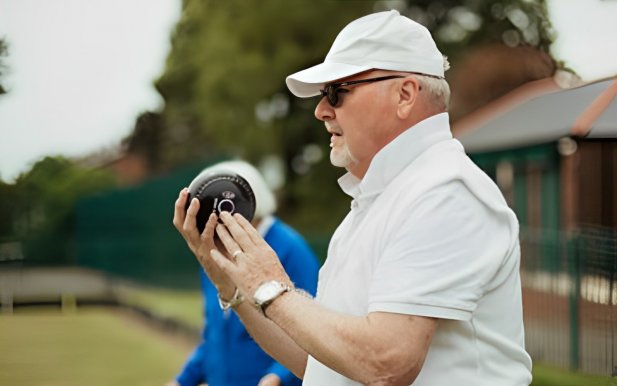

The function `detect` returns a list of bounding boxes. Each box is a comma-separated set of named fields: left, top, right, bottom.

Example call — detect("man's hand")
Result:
left=163, top=381, right=179, bottom=386
left=172, top=188, right=235, bottom=298
left=209, top=211, right=292, bottom=300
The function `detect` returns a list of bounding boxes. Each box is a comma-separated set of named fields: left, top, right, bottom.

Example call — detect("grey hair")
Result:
left=415, top=74, right=451, bottom=112
left=198, top=159, right=277, bottom=219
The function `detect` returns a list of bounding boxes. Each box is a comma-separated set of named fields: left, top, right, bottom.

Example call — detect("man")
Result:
left=169, top=160, right=318, bottom=386
left=174, top=10, right=532, bottom=386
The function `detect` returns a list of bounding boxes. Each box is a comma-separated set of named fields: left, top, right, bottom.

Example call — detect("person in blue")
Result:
left=167, top=159, right=319, bottom=386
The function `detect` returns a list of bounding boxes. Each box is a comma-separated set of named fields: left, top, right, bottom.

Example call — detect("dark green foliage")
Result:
left=122, top=111, right=166, bottom=171
left=2, top=157, right=118, bottom=264
left=155, top=0, right=376, bottom=232
left=0, top=1, right=555, bottom=266
left=397, top=0, right=553, bottom=62
left=156, top=0, right=374, bottom=161
left=75, top=162, right=212, bottom=288
left=0, top=181, right=17, bottom=237
left=154, top=0, right=553, bottom=234
left=0, top=38, right=8, bottom=95
left=156, top=0, right=550, bottom=233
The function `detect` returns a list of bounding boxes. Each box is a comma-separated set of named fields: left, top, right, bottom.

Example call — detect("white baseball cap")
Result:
left=286, top=10, right=447, bottom=98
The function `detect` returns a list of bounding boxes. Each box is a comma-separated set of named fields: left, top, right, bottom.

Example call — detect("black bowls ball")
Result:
left=186, top=172, right=256, bottom=232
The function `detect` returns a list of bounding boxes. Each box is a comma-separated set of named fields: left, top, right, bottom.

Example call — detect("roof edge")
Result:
left=571, top=78, right=617, bottom=137
left=452, top=77, right=560, bottom=137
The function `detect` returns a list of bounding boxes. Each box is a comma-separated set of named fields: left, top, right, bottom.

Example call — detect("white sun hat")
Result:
left=286, top=10, right=447, bottom=98
left=198, top=160, right=277, bottom=219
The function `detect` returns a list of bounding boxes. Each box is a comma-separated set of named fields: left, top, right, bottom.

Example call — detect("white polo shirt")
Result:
left=303, top=113, right=532, bottom=386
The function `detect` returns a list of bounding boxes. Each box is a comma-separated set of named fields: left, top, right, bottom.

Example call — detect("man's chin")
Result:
left=330, top=150, right=356, bottom=168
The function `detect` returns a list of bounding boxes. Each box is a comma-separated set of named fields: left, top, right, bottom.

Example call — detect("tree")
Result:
left=156, top=0, right=374, bottom=163
left=5, top=157, right=117, bottom=264
left=0, top=38, right=8, bottom=95
left=395, top=0, right=555, bottom=119
left=122, top=111, right=165, bottom=172
left=155, top=0, right=375, bottom=231
left=397, top=0, right=553, bottom=62
left=154, top=0, right=554, bottom=233
left=0, top=180, right=17, bottom=237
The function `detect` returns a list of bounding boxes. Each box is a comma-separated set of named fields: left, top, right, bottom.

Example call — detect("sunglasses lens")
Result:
left=327, top=86, right=338, bottom=107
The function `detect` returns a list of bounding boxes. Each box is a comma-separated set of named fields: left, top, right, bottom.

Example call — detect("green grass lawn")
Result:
left=121, top=286, right=617, bottom=386
left=115, top=285, right=203, bottom=330
left=0, top=308, right=191, bottom=386
left=532, top=363, right=617, bottom=386
left=1, top=305, right=616, bottom=386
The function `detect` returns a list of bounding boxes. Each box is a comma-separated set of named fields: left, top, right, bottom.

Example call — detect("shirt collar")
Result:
left=255, top=215, right=275, bottom=237
left=338, top=113, right=452, bottom=199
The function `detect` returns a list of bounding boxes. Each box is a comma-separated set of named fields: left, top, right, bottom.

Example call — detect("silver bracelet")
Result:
left=218, top=288, right=244, bottom=311
left=293, top=288, right=313, bottom=299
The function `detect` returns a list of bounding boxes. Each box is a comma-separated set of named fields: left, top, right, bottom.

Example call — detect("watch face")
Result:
left=255, top=281, right=287, bottom=305
left=186, top=171, right=256, bottom=232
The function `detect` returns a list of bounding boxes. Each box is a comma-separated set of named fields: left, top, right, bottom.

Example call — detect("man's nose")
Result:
left=314, top=96, right=335, bottom=122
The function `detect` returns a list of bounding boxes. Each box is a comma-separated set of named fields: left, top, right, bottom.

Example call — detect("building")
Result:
left=454, top=73, right=617, bottom=375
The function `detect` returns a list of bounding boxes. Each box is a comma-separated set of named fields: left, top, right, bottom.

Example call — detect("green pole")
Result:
left=568, top=235, right=581, bottom=371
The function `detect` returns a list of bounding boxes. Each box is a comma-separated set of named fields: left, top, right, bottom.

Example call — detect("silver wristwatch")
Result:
left=218, top=288, right=244, bottom=311
left=253, top=280, right=292, bottom=314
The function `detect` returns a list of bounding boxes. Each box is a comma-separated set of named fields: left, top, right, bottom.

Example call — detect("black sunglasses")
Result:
left=319, top=75, right=405, bottom=107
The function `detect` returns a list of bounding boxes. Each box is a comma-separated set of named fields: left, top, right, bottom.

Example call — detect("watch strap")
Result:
left=218, top=288, right=244, bottom=311
left=293, top=288, right=313, bottom=299
left=254, top=280, right=292, bottom=315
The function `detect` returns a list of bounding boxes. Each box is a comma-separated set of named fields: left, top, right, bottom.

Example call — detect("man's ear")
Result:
left=397, top=77, right=420, bottom=119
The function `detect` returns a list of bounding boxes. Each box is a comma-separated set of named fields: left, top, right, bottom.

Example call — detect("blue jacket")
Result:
left=176, top=217, right=319, bottom=386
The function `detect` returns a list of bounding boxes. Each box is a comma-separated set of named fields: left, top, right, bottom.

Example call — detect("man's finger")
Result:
left=219, top=211, right=253, bottom=249
left=172, top=188, right=188, bottom=229
left=202, top=213, right=218, bottom=240
left=183, top=197, right=201, bottom=239
left=258, top=374, right=281, bottom=386
left=215, top=224, right=242, bottom=258
left=234, top=213, right=269, bottom=247
left=209, top=249, right=235, bottom=274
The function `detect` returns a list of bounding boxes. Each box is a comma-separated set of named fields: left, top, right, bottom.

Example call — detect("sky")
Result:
left=0, top=0, right=616, bottom=183
left=547, top=0, right=617, bottom=82
left=0, top=0, right=181, bottom=182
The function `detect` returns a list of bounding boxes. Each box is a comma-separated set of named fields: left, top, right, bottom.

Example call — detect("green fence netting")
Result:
left=75, top=164, right=208, bottom=288
left=74, top=162, right=332, bottom=288
left=72, top=162, right=617, bottom=377
left=521, top=225, right=617, bottom=377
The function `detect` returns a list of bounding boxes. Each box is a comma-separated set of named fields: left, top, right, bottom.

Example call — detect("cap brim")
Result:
left=285, top=61, right=371, bottom=98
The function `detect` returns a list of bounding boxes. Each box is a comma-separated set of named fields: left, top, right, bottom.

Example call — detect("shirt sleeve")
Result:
left=278, top=227, right=319, bottom=297
left=270, top=236, right=316, bottom=386
left=368, top=181, right=515, bottom=320
left=177, top=271, right=209, bottom=386
left=175, top=344, right=206, bottom=386
left=267, top=221, right=319, bottom=385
